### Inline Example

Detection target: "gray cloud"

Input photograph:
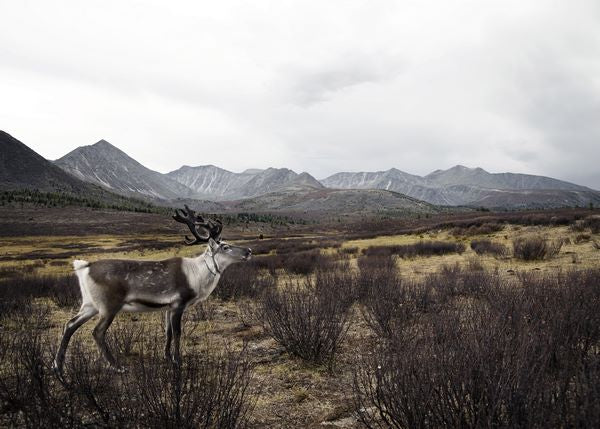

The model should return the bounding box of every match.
[0,0,599,189]
[281,53,404,106]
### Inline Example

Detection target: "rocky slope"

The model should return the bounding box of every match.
[321,165,599,208]
[55,140,198,200]
[167,165,323,200]
[0,130,91,193]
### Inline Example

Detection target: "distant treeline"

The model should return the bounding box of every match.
[229,212,308,225]
[0,189,164,213]
[0,190,307,225]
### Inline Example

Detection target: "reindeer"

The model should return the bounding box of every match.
[53,205,252,374]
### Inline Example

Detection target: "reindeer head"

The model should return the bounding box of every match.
[173,206,251,270]
[208,237,252,270]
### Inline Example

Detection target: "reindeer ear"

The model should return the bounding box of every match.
[208,238,218,251]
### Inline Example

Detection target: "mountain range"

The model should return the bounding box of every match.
[2,130,599,214]
[321,166,598,208]
[166,164,324,200]
[0,131,160,211]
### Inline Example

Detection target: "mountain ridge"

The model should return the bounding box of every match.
[0,131,167,212]
[321,166,598,208]
[7,131,598,211]
[166,165,324,201]
[55,140,199,201]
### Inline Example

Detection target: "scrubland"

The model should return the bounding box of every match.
[1,208,599,427]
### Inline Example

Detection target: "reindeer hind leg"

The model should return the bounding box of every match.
[92,310,121,370]
[53,304,98,374]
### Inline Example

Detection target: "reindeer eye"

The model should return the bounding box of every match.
[223,245,231,250]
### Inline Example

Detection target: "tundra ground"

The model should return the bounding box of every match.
[1,207,599,427]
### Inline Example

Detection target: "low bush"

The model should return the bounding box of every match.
[356,254,398,303]
[361,276,426,340]
[470,239,509,257]
[126,345,255,428]
[285,249,322,275]
[584,216,600,233]
[249,250,335,276]
[0,306,256,428]
[424,263,500,302]
[215,262,275,300]
[575,233,591,243]
[108,320,146,357]
[0,274,80,316]
[451,222,504,236]
[339,246,359,255]
[512,236,562,260]
[363,241,466,259]
[258,276,352,366]
[570,220,587,232]
[354,269,600,428]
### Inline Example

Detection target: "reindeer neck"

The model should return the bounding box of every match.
[203,249,222,275]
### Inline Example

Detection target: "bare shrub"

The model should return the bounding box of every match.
[0,273,80,313]
[584,216,600,233]
[250,254,281,274]
[63,341,133,427]
[216,261,275,300]
[0,309,79,427]
[258,276,352,365]
[48,274,81,308]
[424,263,500,303]
[0,327,256,428]
[237,299,259,327]
[353,269,600,428]
[361,271,414,339]
[108,319,146,356]
[188,299,217,322]
[470,239,509,257]
[127,344,255,428]
[356,254,398,303]
[570,219,587,232]
[575,233,591,243]
[314,262,357,308]
[340,246,359,255]
[512,236,562,260]
[249,249,334,276]
[451,222,504,236]
[285,249,335,275]
[364,241,466,259]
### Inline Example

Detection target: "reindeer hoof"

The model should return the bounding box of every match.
[52,360,63,376]
[110,365,127,373]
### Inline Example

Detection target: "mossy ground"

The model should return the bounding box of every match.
[1,222,599,427]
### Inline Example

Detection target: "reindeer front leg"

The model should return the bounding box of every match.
[169,306,185,364]
[164,310,173,360]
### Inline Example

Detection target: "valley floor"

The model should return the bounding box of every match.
[1,207,599,427]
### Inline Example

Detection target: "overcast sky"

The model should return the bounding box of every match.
[1,1,599,188]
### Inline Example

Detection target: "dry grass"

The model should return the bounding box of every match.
[1,217,599,427]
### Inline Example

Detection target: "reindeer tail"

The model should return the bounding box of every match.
[73,259,90,270]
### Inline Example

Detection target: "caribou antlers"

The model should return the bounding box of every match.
[172,205,222,245]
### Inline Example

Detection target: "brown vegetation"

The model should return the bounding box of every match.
[363,241,466,258]
[354,269,600,428]
[512,236,562,261]
[1,206,599,427]
[470,239,509,257]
